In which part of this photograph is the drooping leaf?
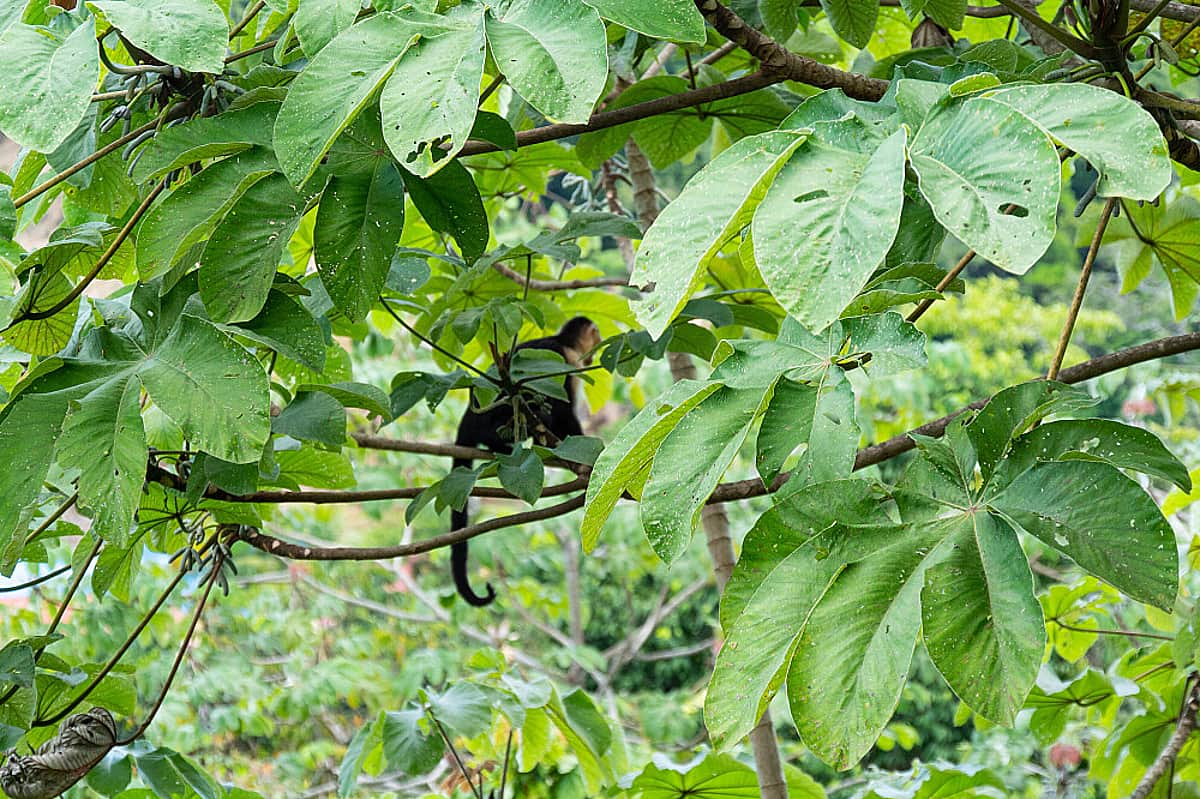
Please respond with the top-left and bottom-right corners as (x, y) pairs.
(819, 0), (879, 47)
(198, 172), (306, 323)
(754, 124), (907, 330)
(0, 18), (98, 152)
(631, 131), (806, 338)
(640, 385), (772, 563)
(581, 380), (721, 551)
(274, 13), (420, 186)
(484, 0), (608, 123)
(57, 378), (146, 546)
(91, 0), (228, 73)
(920, 513), (1044, 725)
(401, 161), (488, 262)
(909, 95), (1060, 274)
(315, 161), (406, 320)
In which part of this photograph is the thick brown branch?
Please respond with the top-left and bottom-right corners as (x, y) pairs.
(459, 70), (783, 157)
(694, 0), (888, 99)
(708, 331), (1200, 504)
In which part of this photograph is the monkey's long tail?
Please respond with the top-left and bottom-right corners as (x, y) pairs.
(450, 457), (497, 607)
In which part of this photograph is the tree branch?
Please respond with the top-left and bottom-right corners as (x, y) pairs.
(230, 331), (1200, 562)
(459, 70), (783, 157)
(694, 0), (889, 99)
(1131, 679), (1200, 799)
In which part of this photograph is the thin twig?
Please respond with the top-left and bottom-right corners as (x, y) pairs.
(491, 261), (630, 290)
(1047, 196), (1117, 380)
(0, 564), (71, 593)
(229, 0), (266, 39)
(11, 179), (167, 324)
(117, 552), (223, 744)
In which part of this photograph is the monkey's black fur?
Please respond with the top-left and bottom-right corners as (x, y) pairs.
(450, 317), (597, 606)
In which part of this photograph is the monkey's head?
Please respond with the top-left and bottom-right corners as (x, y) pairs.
(557, 316), (601, 366)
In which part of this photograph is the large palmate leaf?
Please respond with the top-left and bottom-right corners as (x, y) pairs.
(484, 0), (608, 123)
(379, 5), (486, 177)
(709, 384), (1182, 766)
(981, 83), (1171, 201)
(90, 0), (228, 73)
(0, 18), (98, 152)
(1101, 196), (1200, 319)
(909, 95), (1060, 274)
(631, 131), (806, 338)
(0, 312), (269, 556)
(753, 122), (907, 330)
(274, 12), (421, 186)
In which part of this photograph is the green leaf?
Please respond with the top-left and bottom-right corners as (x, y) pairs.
(630, 753), (761, 799)
(498, 445), (545, 505)
(90, 0), (228, 73)
(57, 378), (146, 545)
(427, 682), (492, 737)
(753, 125), (907, 330)
(199, 172), (306, 323)
(992, 461), (1178, 609)
(819, 0), (878, 47)
(581, 0), (705, 42)
(999, 419), (1192, 492)
(787, 520), (949, 768)
(0, 361), (112, 557)
(273, 449), (355, 489)
(966, 380), (1097, 483)
(582, 380), (721, 551)
(707, 480), (892, 748)
(909, 95), (1060, 274)
(631, 131), (806, 338)
(0, 642), (34, 690)
(379, 6), (486, 177)
(224, 289), (327, 373)
(982, 83), (1171, 201)
(135, 148), (278, 281)
(338, 713), (387, 797)
(599, 76), (714, 170)
(132, 748), (222, 799)
(381, 709), (443, 775)
(484, 0), (608, 123)
(131, 103), (278, 183)
(401, 161), (488, 262)
(294, 0), (360, 56)
(273, 13), (420, 186)
(469, 110), (517, 151)
(140, 314), (271, 463)
(0, 18), (99, 152)
(273, 391), (347, 446)
(756, 372), (857, 488)
(641, 386), (771, 563)
(315, 161), (406, 320)
(301, 382), (392, 420)
(921, 513), (1044, 724)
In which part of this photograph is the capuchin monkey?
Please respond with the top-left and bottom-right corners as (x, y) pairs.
(450, 316), (601, 606)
